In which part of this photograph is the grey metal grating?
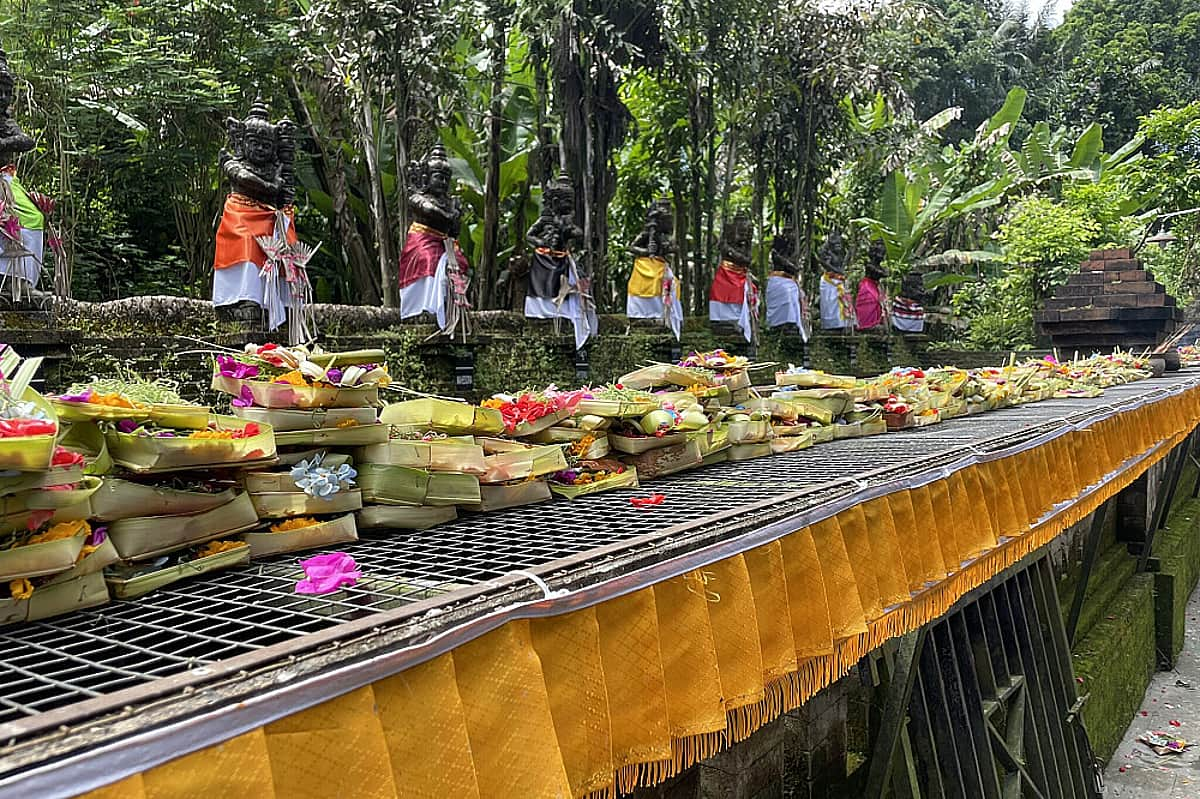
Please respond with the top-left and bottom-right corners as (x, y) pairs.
(0, 375), (1193, 730)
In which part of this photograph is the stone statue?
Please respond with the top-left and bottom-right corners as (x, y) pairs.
(0, 49), (47, 300)
(212, 96), (314, 343)
(398, 143), (471, 339)
(709, 210), (758, 344)
(818, 230), (854, 331)
(765, 227), (810, 340)
(855, 241), (889, 330)
(625, 198), (681, 339)
(525, 172), (596, 349)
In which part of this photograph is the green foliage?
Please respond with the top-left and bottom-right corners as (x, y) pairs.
(998, 196), (1097, 298)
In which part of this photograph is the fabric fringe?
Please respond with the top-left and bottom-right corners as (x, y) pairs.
(602, 400), (1195, 799)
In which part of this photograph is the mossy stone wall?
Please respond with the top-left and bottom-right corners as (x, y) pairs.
(1072, 573), (1157, 764)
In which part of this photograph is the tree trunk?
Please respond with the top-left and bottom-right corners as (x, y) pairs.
(393, 53), (410, 294)
(480, 18), (507, 311)
(356, 79), (395, 307)
(288, 73), (380, 305)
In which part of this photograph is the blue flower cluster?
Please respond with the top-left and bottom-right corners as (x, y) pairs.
(290, 453), (357, 500)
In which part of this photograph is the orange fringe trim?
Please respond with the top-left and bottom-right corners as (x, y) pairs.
(594, 392), (1197, 799)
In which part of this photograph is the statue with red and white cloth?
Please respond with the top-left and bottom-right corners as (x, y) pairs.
(708, 211), (758, 344)
(398, 144), (471, 339)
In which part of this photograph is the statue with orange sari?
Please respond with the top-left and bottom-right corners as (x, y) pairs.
(212, 98), (316, 342)
(708, 211), (758, 344)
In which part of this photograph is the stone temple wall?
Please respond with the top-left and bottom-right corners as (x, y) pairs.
(0, 295), (1028, 402)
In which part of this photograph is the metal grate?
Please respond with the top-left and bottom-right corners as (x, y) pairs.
(0, 375), (1192, 729)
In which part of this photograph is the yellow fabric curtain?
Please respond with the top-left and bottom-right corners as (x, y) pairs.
(77, 387), (1200, 799)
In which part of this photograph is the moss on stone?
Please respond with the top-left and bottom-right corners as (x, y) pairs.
(1072, 573), (1156, 765)
(1152, 482), (1200, 665)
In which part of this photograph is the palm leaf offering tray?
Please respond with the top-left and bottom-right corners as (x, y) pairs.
(249, 488), (364, 520)
(243, 514), (359, 559)
(0, 527), (89, 581)
(619, 439), (704, 479)
(0, 571), (109, 625)
(272, 424), (389, 448)
(773, 369), (857, 389)
(214, 374), (379, 409)
(58, 422), (113, 476)
(465, 479), (553, 512)
(380, 398), (504, 436)
(729, 441), (774, 461)
(104, 415), (277, 473)
(90, 479), (237, 522)
(106, 541), (250, 600)
(550, 464), (639, 499)
(477, 438), (569, 483)
(109, 491), (260, 560)
(356, 504), (458, 531)
(771, 432), (814, 454)
(356, 464), (482, 507)
(212, 344), (388, 409)
(233, 405), (379, 432)
(357, 438), (488, 474)
(0, 386), (59, 473)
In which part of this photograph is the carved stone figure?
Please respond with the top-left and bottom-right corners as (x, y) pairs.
(524, 172), (596, 349)
(0, 49), (47, 300)
(709, 211), (759, 344)
(818, 230), (854, 331)
(398, 143), (471, 338)
(625, 198), (681, 339)
(212, 97), (315, 342)
(765, 227), (810, 340)
(856, 241), (889, 330)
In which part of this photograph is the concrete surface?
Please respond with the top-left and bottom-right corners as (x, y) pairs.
(1104, 583), (1200, 796)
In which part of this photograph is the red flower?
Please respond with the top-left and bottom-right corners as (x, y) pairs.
(51, 447), (85, 468)
(0, 418), (56, 438)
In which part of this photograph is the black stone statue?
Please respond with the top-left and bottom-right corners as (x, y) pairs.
(0, 50), (33, 164)
(220, 97), (295, 209)
(628, 198), (676, 260)
(524, 172), (596, 348)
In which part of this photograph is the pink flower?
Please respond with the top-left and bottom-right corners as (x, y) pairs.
(216, 355), (259, 379)
(231, 385), (255, 408)
(27, 192), (55, 217)
(295, 552), (361, 595)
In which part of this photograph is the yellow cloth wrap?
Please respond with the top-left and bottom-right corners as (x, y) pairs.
(144, 729), (274, 796)
(703, 555), (767, 740)
(743, 541), (799, 685)
(808, 516), (869, 639)
(1001, 454), (1033, 529)
(831, 506), (886, 619)
(263, 687), (397, 798)
(906, 486), (948, 581)
(779, 528), (834, 658)
(374, 653), (481, 798)
(979, 458), (1020, 540)
(926, 478), (963, 573)
(530, 609), (615, 798)
(886, 490), (938, 589)
(653, 574), (727, 737)
(594, 588), (672, 780)
(628, 256), (667, 298)
(455, 622), (573, 797)
(858, 498), (912, 607)
(72, 387), (1200, 799)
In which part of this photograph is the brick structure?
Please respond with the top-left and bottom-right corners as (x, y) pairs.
(1036, 248), (1182, 351)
